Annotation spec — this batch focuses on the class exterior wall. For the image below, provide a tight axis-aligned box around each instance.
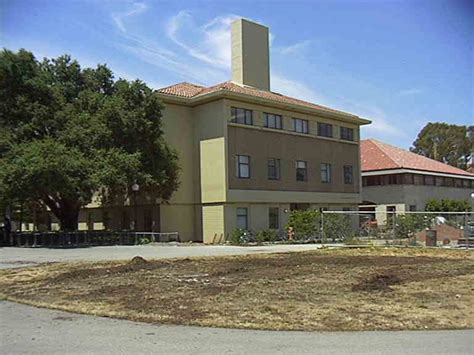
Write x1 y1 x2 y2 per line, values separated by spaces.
200 137 227 203
224 98 360 143
160 204 195 241
363 184 473 211
161 103 196 205
231 19 270 91
227 125 360 194
202 204 225 244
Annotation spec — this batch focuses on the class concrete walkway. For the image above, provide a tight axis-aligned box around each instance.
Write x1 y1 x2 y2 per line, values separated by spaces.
0 243 325 269
1 301 472 354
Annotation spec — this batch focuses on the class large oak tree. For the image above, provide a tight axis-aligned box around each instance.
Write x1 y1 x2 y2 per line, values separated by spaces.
410 123 473 170
0 49 179 230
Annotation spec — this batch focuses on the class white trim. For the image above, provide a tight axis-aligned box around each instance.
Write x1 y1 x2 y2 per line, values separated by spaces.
362 168 474 180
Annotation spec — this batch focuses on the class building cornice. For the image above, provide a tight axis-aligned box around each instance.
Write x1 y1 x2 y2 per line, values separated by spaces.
156 90 371 126
362 168 474 180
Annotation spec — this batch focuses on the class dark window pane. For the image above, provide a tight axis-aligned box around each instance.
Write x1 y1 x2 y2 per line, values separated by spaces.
269 207 279 229
344 165 353 184
318 123 333 138
340 127 354 141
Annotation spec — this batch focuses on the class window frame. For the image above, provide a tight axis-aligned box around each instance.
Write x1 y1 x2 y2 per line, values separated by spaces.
320 163 332 183
293 118 309 134
269 207 279 229
343 165 353 184
317 122 333 138
236 207 248 230
267 158 281 180
296 160 308 181
340 126 355 141
236 155 250 179
231 107 253 125
264 113 283 129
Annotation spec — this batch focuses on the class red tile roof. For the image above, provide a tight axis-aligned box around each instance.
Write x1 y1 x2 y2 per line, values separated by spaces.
361 139 474 177
157 81 360 118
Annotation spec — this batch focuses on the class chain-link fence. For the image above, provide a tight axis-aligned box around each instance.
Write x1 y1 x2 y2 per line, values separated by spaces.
322 210 473 247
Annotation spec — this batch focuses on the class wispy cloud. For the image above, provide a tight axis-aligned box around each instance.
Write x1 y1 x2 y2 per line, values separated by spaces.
398 88 423 96
278 40 311 55
166 11 238 68
112 2 148 33
272 74 327 104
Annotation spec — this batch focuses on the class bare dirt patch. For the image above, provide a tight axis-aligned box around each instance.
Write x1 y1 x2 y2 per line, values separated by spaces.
0 247 473 331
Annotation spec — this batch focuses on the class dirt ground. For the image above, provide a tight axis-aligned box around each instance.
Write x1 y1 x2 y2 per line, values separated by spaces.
1 247 473 331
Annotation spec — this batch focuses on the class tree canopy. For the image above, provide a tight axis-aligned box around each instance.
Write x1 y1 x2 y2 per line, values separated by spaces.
0 49 179 230
425 199 472 213
410 123 473 170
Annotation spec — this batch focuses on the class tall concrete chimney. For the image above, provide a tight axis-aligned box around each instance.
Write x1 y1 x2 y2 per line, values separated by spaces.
231 19 270 91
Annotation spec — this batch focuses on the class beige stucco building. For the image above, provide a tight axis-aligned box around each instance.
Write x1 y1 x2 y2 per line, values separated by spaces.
360 139 474 225
76 19 371 243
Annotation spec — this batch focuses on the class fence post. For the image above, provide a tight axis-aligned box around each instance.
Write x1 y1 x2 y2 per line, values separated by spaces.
321 212 325 243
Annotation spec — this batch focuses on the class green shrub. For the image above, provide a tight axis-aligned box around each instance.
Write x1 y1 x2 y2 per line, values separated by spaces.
322 213 354 242
255 229 278 243
285 209 321 239
228 228 247 245
392 213 434 240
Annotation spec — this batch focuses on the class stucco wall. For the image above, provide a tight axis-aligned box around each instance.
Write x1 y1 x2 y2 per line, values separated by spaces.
202 204 225 244
363 184 473 210
227 125 360 193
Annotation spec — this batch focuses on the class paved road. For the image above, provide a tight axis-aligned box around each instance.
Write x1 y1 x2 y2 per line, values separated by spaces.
1 301 472 354
0 243 325 269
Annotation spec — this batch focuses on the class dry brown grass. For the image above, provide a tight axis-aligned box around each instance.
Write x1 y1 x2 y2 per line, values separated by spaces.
1 247 473 331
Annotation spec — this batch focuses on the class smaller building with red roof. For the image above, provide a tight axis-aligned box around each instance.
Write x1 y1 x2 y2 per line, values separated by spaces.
360 139 473 224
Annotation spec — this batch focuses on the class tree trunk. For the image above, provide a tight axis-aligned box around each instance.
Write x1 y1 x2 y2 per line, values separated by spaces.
59 208 80 231
42 196 81 231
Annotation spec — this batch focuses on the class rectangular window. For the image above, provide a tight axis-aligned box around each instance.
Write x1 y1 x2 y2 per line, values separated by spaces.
317 122 333 138
462 179 470 188
455 179 463 188
444 177 454 187
424 175 435 185
414 175 423 185
236 155 250 178
264 113 282 129
293 118 309 134
236 207 248 230
269 207 279 229
435 176 443 186
267 158 281 180
340 126 354 141
321 163 332 183
409 205 417 211
296 160 308 181
344 165 353 184
231 107 253 125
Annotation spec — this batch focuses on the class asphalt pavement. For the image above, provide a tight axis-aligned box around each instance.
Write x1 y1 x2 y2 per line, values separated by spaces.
0 243 325 269
1 301 473 354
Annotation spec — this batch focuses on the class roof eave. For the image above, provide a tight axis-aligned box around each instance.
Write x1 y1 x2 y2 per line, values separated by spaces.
157 90 372 126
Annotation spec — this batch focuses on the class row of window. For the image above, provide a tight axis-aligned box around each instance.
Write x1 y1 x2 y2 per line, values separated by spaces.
231 107 355 141
236 206 280 230
362 173 473 189
236 205 353 231
237 155 354 184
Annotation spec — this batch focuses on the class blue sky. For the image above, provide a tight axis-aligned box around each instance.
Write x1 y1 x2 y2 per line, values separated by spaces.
1 0 472 148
